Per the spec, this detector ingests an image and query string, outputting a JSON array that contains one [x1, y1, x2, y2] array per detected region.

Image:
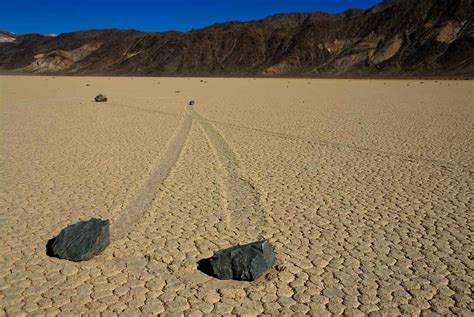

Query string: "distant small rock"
[[175, 91, 180, 93], [95, 94, 107, 102], [189, 100, 195, 106], [50, 218, 110, 261], [209, 240, 276, 281]]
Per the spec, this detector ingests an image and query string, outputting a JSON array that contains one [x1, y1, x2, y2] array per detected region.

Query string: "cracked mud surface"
[[1, 76, 473, 315]]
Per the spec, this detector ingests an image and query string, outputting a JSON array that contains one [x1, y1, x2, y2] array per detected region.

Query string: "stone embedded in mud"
[[189, 100, 195, 106], [51, 218, 110, 261], [209, 240, 276, 281], [94, 94, 107, 102]]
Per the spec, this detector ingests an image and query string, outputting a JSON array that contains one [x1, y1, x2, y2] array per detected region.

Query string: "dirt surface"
[[1, 76, 473, 315]]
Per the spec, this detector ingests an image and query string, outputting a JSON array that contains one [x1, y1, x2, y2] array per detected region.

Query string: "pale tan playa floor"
[[0, 76, 473, 315]]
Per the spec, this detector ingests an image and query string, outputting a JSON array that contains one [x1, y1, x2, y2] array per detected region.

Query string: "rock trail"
[[111, 110, 193, 240], [110, 103, 268, 246], [187, 106, 267, 242], [203, 118, 472, 171]]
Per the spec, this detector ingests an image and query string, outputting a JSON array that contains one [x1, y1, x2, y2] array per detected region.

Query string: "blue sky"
[[2, 0, 382, 35]]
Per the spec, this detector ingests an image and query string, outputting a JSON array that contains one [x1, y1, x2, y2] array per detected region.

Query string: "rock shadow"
[[45, 237, 58, 258], [196, 258, 215, 278]]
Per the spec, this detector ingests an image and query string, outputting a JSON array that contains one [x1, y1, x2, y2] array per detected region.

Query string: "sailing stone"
[[51, 218, 110, 261], [209, 240, 276, 281]]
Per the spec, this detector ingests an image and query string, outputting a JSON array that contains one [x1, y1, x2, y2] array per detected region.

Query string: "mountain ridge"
[[1, 0, 473, 77]]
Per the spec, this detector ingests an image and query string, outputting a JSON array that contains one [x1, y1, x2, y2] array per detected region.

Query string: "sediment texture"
[[0, 76, 472, 315]]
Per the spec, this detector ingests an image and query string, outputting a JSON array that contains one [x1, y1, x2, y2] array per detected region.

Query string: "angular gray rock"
[[94, 94, 107, 102], [51, 218, 110, 261], [209, 240, 276, 281]]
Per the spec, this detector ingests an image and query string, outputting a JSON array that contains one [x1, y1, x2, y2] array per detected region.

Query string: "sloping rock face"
[[0, 0, 472, 77], [0, 31, 16, 43], [209, 240, 276, 281], [20, 43, 102, 73], [50, 218, 110, 262]]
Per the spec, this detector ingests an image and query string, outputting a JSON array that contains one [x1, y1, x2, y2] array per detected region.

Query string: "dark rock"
[[51, 218, 110, 261], [95, 94, 107, 102], [209, 240, 276, 281], [189, 100, 195, 106]]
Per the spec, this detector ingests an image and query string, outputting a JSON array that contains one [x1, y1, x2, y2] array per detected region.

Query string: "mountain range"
[[1, 0, 473, 77]]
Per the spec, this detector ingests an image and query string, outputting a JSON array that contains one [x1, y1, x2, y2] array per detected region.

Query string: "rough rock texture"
[[20, 43, 102, 73], [51, 218, 110, 261], [0, 31, 16, 43], [0, 0, 472, 77], [95, 94, 107, 102], [209, 240, 276, 281]]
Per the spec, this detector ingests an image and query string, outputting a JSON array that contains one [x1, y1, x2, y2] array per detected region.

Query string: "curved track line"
[[111, 112, 193, 240], [106, 101, 468, 171], [187, 106, 267, 242], [201, 118, 472, 171]]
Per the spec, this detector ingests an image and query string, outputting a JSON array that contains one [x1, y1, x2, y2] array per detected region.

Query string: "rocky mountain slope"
[[1, 0, 472, 77], [0, 31, 16, 43]]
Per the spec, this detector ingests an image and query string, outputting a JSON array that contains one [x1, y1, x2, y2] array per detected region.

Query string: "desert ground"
[[0, 75, 472, 316]]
